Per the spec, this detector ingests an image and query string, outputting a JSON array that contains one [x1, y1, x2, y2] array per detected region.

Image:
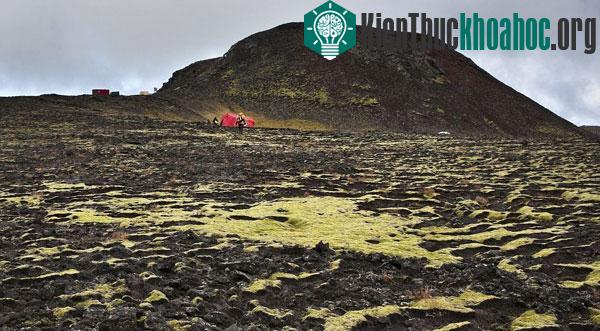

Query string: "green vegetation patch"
[[310, 305, 401, 331], [516, 206, 553, 222], [249, 300, 293, 319], [434, 321, 471, 331], [511, 310, 558, 330], [590, 307, 600, 325], [145, 290, 168, 304], [556, 261, 600, 288], [244, 271, 319, 293], [170, 197, 460, 267], [52, 307, 76, 319], [532, 248, 556, 258], [562, 191, 600, 202], [410, 289, 496, 313], [501, 238, 536, 251]]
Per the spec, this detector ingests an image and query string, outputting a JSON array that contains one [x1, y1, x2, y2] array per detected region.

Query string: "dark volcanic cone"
[[158, 22, 582, 138]]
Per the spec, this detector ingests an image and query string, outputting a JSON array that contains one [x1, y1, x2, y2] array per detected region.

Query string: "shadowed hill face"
[[159, 23, 582, 138]]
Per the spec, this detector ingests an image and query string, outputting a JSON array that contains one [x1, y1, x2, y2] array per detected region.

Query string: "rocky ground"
[[0, 108, 599, 330]]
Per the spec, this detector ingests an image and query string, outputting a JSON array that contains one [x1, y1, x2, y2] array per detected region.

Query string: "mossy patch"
[[532, 248, 556, 258], [410, 289, 496, 313], [517, 206, 553, 222], [562, 191, 600, 202], [250, 299, 293, 319], [468, 209, 507, 221], [52, 306, 75, 319], [244, 271, 319, 293], [434, 321, 471, 331], [244, 278, 282, 293], [13, 268, 79, 281], [167, 320, 191, 331], [433, 75, 448, 85], [498, 259, 528, 279], [44, 181, 92, 192], [510, 310, 558, 330], [171, 197, 460, 267], [304, 308, 337, 320], [59, 281, 127, 301], [145, 290, 168, 304], [75, 299, 102, 309], [590, 307, 600, 325], [321, 305, 401, 331], [501, 238, 536, 251], [556, 261, 600, 288]]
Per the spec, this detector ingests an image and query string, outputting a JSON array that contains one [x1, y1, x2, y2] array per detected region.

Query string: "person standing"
[[236, 113, 247, 133]]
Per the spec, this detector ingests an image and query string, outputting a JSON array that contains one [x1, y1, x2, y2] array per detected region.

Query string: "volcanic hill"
[[157, 22, 583, 138]]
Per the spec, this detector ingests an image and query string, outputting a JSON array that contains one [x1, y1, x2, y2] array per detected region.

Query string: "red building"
[[92, 89, 110, 96]]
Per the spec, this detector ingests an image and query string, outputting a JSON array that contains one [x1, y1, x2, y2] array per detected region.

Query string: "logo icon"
[[304, 1, 356, 60]]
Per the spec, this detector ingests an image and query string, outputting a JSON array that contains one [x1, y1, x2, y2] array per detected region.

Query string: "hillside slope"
[[158, 23, 582, 138]]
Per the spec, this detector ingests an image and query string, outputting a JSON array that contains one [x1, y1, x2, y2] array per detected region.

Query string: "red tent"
[[220, 113, 255, 128]]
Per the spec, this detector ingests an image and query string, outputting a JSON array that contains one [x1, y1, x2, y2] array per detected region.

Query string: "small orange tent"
[[220, 113, 255, 128]]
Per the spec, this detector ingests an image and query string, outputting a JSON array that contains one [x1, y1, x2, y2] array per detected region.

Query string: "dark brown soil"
[[0, 107, 599, 330]]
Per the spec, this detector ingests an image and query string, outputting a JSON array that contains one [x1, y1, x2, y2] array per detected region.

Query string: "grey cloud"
[[1, 0, 599, 125]]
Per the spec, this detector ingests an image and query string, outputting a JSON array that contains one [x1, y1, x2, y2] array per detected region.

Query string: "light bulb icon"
[[304, 1, 356, 60], [314, 11, 347, 60]]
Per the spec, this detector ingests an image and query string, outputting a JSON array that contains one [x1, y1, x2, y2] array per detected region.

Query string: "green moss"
[[434, 321, 471, 331], [18, 268, 79, 281], [192, 297, 204, 305], [532, 248, 556, 258], [221, 69, 235, 80], [140, 272, 159, 282], [139, 302, 153, 310], [75, 299, 102, 309], [145, 290, 168, 304], [244, 271, 318, 293], [590, 307, 600, 325], [329, 259, 342, 270], [510, 310, 558, 330], [167, 320, 190, 331], [315, 89, 330, 105], [562, 191, 600, 202], [250, 299, 293, 319], [501, 238, 536, 251], [351, 83, 373, 91], [468, 209, 507, 221], [410, 290, 496, 313], [44, 181, 91, 192], [170, 197, 460, 267], [243, 245, 259, 253], [244, 278, 281, 293], [556, 261, 600, 288], [304, 308, 337, 320], [323, 305, 401, 331], [498, 259, 528, 279], [433, 75, 448, 85], [107, 298, 125, 311], [4, 195, 42, 205], [52, 306, 75, 319], [350, 97, 379, 107], [517, 206, 553, 222], [429, 224, 568, 246], [47, 209, 119, 224], [59, 281, 127, 301]]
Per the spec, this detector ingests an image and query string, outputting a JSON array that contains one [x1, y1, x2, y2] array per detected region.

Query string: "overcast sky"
[[1, 0, 599, 125]]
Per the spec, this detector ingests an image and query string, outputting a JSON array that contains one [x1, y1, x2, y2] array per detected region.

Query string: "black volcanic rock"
[[158, 22, 583, 138]]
